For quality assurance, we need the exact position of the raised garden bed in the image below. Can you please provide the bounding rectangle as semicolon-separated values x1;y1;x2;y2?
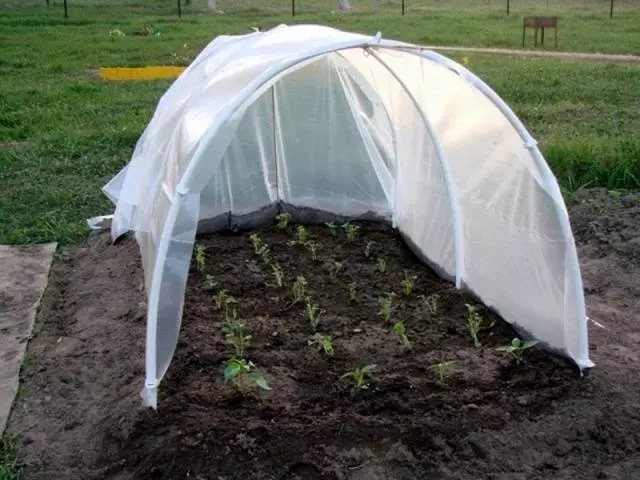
121;219;576;479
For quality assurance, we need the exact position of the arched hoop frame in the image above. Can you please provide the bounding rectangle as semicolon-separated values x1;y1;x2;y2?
141;34;592;409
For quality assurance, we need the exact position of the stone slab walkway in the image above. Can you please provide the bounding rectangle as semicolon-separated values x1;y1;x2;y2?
0;243;56;434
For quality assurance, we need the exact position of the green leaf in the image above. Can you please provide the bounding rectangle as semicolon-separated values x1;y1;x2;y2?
251;372;271;391
522;340;539;349
496;345;514;353
361;364;377;373
224;360;243;381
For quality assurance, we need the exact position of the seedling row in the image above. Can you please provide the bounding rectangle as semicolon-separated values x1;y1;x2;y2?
191;215;538;398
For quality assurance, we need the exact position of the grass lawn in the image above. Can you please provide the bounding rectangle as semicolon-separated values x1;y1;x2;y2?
0;1;638;246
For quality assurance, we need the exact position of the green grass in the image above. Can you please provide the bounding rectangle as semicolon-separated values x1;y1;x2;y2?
2;0;640;53
0;434;22;480
0;0;638;244
452;54;640;192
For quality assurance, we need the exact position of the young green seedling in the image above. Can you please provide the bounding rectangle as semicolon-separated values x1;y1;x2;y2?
204;274;218;291
214;290;238;321
342;222;360;242
401;272;418;296
327;261;343;281
420;293;440;315
428;360;455;382
392;321;412;350
268;262;284;288
248;233;271;264
308;332;334;357
346;281;357;302
194;244;206;273
249;232;263;255
286;225;311;247
292;276;308;304
304;300;323;332
305;241;320;261
258;245;271;265
465;304;483;348
377;257;387;273
364;241;376;258
325;221;338;237
341;364;377;391
275;213;291;230
213;290;229;310
496;338;539;364
223;359;270;394
377;292;396;323
222;321;251;358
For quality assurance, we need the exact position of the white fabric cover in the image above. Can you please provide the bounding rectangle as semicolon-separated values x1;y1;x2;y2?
102;24;593;409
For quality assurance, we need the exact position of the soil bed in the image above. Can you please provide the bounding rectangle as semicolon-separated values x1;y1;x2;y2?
8;189;640;480
117;221;577;479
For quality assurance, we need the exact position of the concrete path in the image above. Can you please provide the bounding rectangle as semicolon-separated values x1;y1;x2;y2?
420;45;640;63
0;243;56;434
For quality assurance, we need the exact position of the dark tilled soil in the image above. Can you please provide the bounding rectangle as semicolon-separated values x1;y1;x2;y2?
8;188;640;480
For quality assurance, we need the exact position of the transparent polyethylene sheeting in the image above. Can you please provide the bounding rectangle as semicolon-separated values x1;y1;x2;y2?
102;24;592;409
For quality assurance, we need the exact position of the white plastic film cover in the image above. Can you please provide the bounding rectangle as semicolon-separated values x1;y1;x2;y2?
102;25;592;409
373;49;590;366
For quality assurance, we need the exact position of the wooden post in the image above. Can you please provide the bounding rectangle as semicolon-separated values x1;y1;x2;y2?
506;0;510;15
178;0;182;18
610;0;614;18
63;0;68;18
402;0;405;15
292;0;295;16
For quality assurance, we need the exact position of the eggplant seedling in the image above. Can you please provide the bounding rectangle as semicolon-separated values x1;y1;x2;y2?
249;233;271;264
249;232;263;254
392;321;412;350
364;241;376;258
341;364;377;391
258;245;271;265
377;292;396;323
327;261;342;281
401;272;418;296
377;257;387;273
428;361;455;382
275;213;291;230
420;293;440;315
325;222;338;237
224;359;270;394
342;222;360;242
304;300;323;332
496;338;539;364
268;262;284;288
287;225;310;247
346;281;357;302
222;322;251;358
292;276;308;304
204;274;218;290
305;241;320;261
194;244;206;273
465;304;483;348
214;290;238;321
308;332;334;357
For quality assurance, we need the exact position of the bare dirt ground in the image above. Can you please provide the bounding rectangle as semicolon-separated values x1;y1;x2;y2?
8;188;640;480
421;45;640;64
